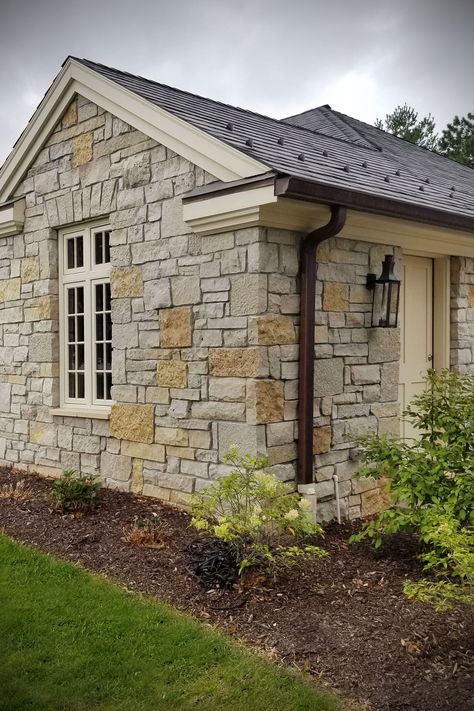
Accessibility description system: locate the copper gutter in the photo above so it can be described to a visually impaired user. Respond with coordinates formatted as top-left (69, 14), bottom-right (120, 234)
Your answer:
top-left (298, 205), bottom-right (347, 485)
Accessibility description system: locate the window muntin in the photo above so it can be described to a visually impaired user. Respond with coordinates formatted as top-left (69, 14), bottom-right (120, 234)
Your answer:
top-left (59, 223), bottom-right (112, 408)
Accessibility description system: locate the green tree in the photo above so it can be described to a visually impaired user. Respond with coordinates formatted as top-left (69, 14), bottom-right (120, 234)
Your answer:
top-left (438, 112), bottom-right (474, 167)
top-left (375, 103), bottom-right (438, 150)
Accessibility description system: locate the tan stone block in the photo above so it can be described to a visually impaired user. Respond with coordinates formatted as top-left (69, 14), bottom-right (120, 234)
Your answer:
top-left (30, 422), bottom-right (56, 446)
top-left (24, 296), bottom-right (58, 322)
top-left (110, 404), bottom-right (154, 443)
top-left (160, 306), bottom-right (192, 348)
top-left (314, 325), bottom-right (329, 343)
top-left (267, 443), bottom-right (297, 465)
top-left (29, 463), bottom-right (63, 479)
top-left (169, 490), bottom-right (193, 508)
top-left (0, 278), bottom-right (21, 303)
top-left (209, 348), bottom-right (261, 377)
top-left (247, 379), bottom-right (284, 424)
top-left (313, 425), bottom-right (331, 454)
top-left (130, 459), bottom-right (144, 494)
top-left (254, 314), bottom-right (296, 345)
top-left (378, 416), bottom-right (400, 436)
top-left (188, 429), bottom-right (211, 449)
top-left (157, 360), bottom-right (187, 388)
top-left (166, 445), bottom-right (195, 460)
top-left (323, 283), bottom-right (348, 312)
top-left (62, 100), bottom-right (77, 128)
top-left (121, 440), bottom-right (165, 462)
top-left (110, 266), bottom-right (143, 298)
top-left (469, 286), bottom-right (474, 308)
top-left (72, 133), bottom-right (93, 167)
top-left (361, 486), bottom-right (390, 517)
top-left (154, 426), bottom-right (188, 446)
top-left (21, 258), bottom-right (40, 283)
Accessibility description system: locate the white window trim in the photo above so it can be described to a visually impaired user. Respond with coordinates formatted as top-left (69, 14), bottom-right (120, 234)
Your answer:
top-left (58, 219), bottom-right (113, 415)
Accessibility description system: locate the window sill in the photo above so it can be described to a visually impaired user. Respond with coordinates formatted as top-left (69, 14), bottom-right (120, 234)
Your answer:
top-left (51, 407), bottom-right (111, 420)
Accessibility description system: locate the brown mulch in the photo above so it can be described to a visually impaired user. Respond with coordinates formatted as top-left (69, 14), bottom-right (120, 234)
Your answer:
top-left (0, 467), bottom-right (472, 711)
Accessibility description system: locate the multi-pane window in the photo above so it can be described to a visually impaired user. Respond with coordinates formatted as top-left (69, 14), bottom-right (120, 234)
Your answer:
top-left (59, 223), bottom-right (112, 407)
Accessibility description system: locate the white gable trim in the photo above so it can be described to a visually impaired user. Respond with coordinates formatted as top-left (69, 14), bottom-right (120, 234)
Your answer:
top-left (0, 59), bottom-right (268, 202)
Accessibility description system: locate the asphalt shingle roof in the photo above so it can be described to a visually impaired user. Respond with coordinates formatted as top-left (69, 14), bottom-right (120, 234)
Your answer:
top-left (76, 58), bottom-right (474, 223)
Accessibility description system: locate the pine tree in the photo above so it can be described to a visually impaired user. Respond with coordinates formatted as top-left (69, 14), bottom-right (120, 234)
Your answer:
top-left (438, 112), bottom-right (474, 168)
top-left (375, 104), bottom-right (438, 150)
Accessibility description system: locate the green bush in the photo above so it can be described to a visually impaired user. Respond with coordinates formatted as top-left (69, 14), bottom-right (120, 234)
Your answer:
top-left (350, 370), bottom-right (474, 609)
top-left (191, 446), bottom-right (326, 576)
top-left (48, 469), bottom-right (102, 513)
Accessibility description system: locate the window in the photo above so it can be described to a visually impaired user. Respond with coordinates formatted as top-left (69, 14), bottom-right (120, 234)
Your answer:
top-left (59, 222), bottom-right (112, 408)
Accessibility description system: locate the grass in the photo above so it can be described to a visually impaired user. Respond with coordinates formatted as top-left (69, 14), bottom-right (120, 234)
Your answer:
top-left (0, 535), bottom-right (343, 711)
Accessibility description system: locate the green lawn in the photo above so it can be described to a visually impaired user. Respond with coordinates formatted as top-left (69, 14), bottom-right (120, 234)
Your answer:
top-left (0, 535), bottom-right (343, 711)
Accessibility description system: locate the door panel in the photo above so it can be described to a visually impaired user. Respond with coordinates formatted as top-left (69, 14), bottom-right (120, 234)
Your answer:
top-left (399, 256), bottom-right (433, 439)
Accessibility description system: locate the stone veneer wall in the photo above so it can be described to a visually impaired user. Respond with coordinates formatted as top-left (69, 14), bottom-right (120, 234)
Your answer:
top-left (450, 257), bottom-right (474, 373)
top-left (1, 92), bottom-right (463, 522)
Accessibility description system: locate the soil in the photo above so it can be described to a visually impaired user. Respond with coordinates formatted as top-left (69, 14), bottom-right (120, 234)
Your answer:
top-left (0, 466), bottom-right (472, 711)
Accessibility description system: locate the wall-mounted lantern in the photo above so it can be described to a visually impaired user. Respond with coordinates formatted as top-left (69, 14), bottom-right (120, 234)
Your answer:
top-left (366, 254), bottom-right (400, 328)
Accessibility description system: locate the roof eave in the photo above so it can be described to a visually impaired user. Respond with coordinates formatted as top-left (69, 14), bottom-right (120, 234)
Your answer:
top-left (275, 175), bottom-right (474, 235)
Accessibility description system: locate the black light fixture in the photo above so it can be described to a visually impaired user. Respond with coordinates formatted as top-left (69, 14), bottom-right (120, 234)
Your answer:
top-left (366, 254), bottom-right (400, 328)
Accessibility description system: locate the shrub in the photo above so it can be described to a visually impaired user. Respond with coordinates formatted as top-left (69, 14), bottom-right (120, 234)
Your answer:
top-left (350, 370), bottom-right (474, 610)
top-left (122, 513), bottom-right (167, 549)
top-left (191, 446), bottom-right (326, 578)
top-left (49, 469), bottom-right (101, 513)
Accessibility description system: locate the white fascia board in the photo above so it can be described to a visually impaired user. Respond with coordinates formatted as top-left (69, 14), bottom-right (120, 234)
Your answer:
top-left (0, 59), bottom-right (268, 202)
top-left (0, 199), bottom-right (25, 237)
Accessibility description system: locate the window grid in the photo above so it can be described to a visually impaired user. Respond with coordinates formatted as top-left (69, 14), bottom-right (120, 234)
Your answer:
top-left (59, 223), bottom-right (112, 408)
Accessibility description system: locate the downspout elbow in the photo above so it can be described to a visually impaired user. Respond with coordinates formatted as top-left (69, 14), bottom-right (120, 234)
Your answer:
top-left (298, 205), bottom-right (347, 486)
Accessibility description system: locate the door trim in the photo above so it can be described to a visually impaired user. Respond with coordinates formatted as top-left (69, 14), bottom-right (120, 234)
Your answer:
top-left (403, 250), bottom-right (450, 371)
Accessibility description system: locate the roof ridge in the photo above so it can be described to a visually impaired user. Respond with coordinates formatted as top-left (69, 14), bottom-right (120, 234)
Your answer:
top-left (73, 57), bottom-right (380, 153)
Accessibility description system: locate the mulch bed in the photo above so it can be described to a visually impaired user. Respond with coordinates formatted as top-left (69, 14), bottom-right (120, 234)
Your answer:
top-left (0, 467), bottom-right (472, 711)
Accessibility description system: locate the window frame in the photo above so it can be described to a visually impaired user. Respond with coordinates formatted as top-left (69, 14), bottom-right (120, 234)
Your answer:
top-left (58, 219), bottom-right (113, 412)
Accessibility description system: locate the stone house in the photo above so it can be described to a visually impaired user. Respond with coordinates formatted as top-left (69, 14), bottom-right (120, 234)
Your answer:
top-left (0, 57), bottom-right (473, 521)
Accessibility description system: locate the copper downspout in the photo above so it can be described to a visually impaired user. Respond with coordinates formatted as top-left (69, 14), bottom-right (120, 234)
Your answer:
top-left (298, 205), bottom-right (347, 485)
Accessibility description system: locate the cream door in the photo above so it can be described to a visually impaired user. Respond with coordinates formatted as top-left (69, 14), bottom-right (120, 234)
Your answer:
top-left (399, 255), bottom-right (433, 439)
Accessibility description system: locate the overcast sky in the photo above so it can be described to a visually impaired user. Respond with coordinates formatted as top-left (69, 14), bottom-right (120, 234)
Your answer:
top-left (0, 0), bottom-right (473, 165)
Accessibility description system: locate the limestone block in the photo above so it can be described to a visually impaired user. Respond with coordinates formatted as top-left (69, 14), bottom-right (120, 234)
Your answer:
top-left (266, 421), bottom-right (294, 447)
top-left (469, 286), bottom-right (474, 308)
top-left (24, 296), bottom-right (58, 322)
top-left (0, 383), bottom-right (12, 414)
top-left (188, 429), bottom-right (211, 449)
top-left (313, 425), bottom-right (331, 454)
top-left (73, 434), bottom-right (101, 454)
top-left (231, 274), bottom-right (267, 316)
top-left (100, 452), bottom-right (132, 482)
top-left (121, 440), bottom-right (165, 461)
top-left (314, 358), bottom-right (344, 397)
top-left (323, 283), bottom-right (349, 312)
top-left (21, 258), bottom-right (40, 283)
top-left (252, 314), bottom-right (296, 345)
top-left (30, 422), bottom-right (56, 446)
top-left (34, 170), bottom-right (59, 195)
top-left (218, 422), bottom-right (266, 458)
top-left (171, 276), bottom-right (201, 305)
top-left (154, 427), bottom-right (189, 446)
top-left (0, 278), bottom-right (21, 303)
top-left (381, 362), bottom-right (399, 400)
top-left (62, 100), bottom-right (77, 128)
top-left (208, 377), bottom-right (246, 402)
top-left (111, 266), bottom-right (143, 298)
top-left (351, 364), bottom-right (380, 385)
top-left (130, 459), bottom-right (144, 493)
top-left (143, 278), bottom-right (171, 310)
top-left (246, 379), bottom-right (284, 424)
top-left (209, 348), bottom-right (263, 377)
top-left (160, 306), bottom-right (192, 348)
top-left (157, 360), bottom-right (187, 388)
top-left (29, 333), bottom-right (58, 362)
top-left (191, 401), bottom-right (246, 421)
top-left (72, 133), bottom-right (93, 167)
top-left (361, 486), bottom-right (390, 517)
top-left (368, 328), bottom-right (400, 363)
top-left (267, 443), bottom-right (297, 465)
top-left (110, 403), bottom-right (154, 443)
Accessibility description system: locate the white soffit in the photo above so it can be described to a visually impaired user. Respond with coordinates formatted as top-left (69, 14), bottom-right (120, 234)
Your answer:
top-left (0, 59), bottom-right (268, 203)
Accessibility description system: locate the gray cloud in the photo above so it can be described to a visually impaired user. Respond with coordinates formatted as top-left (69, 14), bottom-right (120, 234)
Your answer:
top-left (1, 0), bottom-right (473, 165)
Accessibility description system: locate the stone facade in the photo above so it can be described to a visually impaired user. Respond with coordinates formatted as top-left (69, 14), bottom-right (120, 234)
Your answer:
top-left (0, 92), bottom-right (469, 521)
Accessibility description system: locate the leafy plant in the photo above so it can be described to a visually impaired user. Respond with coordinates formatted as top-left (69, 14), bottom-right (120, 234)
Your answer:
top-left (122, 513), bottom-right (167, 549)
top-left (350, 370), bottom-right (474, 609)
top-left (191, 446), bottom-right (326, 577)
top-left (48, 469), bottom-right (101, 513)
